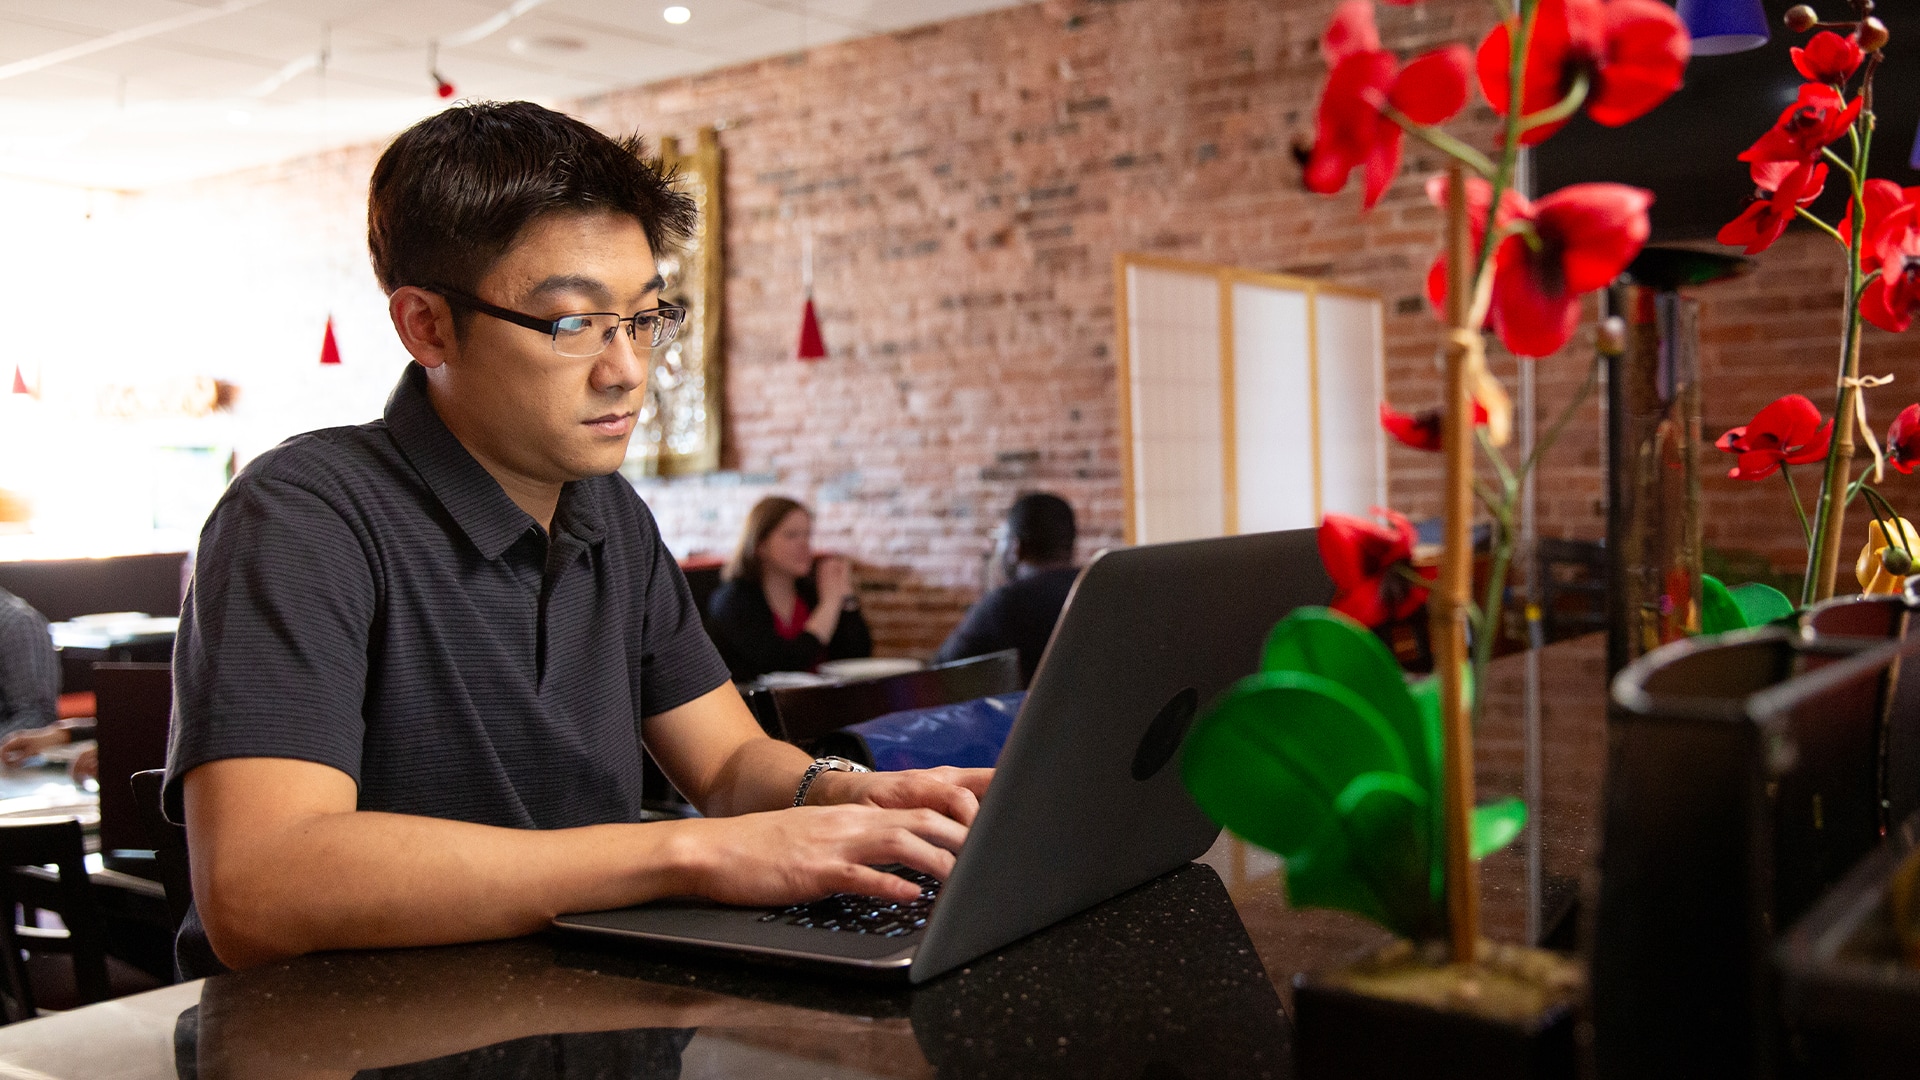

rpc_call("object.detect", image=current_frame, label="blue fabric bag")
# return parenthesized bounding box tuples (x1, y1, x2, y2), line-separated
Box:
(830, 692, 1025, 772)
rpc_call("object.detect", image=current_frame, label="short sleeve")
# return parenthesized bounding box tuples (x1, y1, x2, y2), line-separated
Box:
(163, 476, 377, 822)
(633, 507, 731, 718)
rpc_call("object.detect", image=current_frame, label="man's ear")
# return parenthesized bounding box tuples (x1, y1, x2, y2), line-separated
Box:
(389, 287, 458, 369)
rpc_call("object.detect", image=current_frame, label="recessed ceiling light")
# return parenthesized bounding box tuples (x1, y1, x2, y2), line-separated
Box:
(663, 6, 692, 24)
(508, 34, 589, 55)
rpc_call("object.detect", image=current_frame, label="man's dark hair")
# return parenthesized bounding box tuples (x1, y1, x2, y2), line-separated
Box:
(1008, 493, 1076, 566)
(366, 101, 696, 296)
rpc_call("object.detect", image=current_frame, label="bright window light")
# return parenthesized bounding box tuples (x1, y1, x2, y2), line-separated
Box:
(663, 6, 691, 24)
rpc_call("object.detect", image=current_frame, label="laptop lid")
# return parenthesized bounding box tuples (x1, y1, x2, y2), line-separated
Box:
(907, 527, 1330, 981)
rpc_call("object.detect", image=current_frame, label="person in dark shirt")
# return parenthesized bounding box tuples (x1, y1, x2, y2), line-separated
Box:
(936, 493, 1080, 685)
(0, 588, 57, 738)
(167, 102, 989, 973)
(706, 496, 872, 682)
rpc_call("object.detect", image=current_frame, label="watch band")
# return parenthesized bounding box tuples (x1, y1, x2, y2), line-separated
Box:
(793, 756, 872, 807)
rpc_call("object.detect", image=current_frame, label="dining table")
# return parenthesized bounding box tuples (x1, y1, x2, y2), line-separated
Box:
(0, 832, 1420, 1080)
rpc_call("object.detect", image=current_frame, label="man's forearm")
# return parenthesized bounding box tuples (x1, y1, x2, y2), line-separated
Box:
(696, 735, 817, 818)
(188, 763, 716, 969)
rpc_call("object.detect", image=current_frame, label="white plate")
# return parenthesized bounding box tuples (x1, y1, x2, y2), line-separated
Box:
(817, 657, 925, 681)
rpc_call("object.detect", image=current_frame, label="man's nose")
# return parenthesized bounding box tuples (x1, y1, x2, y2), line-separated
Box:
(592, 327, 648, 393)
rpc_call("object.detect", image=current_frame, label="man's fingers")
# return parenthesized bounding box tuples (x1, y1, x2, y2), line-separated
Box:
(834, 864, 924, 903)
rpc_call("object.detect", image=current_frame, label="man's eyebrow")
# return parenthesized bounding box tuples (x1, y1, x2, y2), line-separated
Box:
(526, 273, 665, 308)
(526, 275, 613, 307)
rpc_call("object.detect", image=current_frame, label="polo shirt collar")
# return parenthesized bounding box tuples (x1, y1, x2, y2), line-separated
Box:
(382, 364, 606, 560)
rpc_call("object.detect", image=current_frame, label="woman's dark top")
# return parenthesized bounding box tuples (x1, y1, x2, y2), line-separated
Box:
(706, 577, 872, 682)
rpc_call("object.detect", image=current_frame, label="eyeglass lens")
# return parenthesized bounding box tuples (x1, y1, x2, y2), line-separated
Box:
(550, 308, 685, 357)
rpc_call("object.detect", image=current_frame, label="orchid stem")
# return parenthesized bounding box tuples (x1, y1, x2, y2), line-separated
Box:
(1382, 106, 1498, 178)
(1822, 147, 1859, 180)
(1781, 462, 1813, 552)
(1518, 71, 1590, 135)
(1797, 208, 1849, 248)
(1804, 72, 1878, 605)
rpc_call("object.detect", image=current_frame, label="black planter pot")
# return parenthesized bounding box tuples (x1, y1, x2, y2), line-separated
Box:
(1777, 812, 1920, 1079)
(1292, 943, 1579, 1080)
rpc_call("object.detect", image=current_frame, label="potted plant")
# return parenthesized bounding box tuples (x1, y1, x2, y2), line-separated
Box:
(1179, 0, 1692, 1074)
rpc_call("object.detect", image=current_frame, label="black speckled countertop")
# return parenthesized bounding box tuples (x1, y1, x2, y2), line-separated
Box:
(0, 838, 1399, 1079)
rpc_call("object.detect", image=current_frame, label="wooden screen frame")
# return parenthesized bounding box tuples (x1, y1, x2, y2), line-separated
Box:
(1113, 252, 1384, 545)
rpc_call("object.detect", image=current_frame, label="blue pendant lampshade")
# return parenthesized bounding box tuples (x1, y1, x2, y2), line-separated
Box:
(1676, 0, 1770, 56)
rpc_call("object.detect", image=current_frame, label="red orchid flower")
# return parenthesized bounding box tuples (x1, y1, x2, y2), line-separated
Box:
(1423, 176, 1652, 357)
(1718, 162, 1828, 255)
(1477, 0, 1689, 146)
(1493, 184, 1654, 357)
(1863, 203, 1920, 334)
(1887, 404, 1920, 475)
(1714, 394, 1834, 480)
(1738, 83, 1862, 167)
(1380, 400, 1491, 453)
(1841, 180, 1920, 272)
(1319, 509, 1435, 628)
(1304, 2, 1473, 209)
(1791, 30, 1865, 85)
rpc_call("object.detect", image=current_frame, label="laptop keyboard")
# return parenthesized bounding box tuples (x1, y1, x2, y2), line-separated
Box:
(757, 865, 942, 937)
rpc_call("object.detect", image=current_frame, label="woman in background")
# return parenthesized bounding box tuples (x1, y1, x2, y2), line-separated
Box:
(706, 496, 871, 683)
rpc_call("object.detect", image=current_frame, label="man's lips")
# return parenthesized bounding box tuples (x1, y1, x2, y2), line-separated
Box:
(585, 412, 636, 436)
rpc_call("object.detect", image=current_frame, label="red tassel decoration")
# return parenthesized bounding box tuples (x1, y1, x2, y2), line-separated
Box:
(319, 316, 342, 365)
(797, 295, 827, 361)
(9, 366, 26, 395)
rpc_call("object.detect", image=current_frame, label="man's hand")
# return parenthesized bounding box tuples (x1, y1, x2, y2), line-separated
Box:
(682, 803, 968, 906)
(807, 766, 994, 827)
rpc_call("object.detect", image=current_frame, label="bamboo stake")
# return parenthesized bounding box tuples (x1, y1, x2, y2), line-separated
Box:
(1436, 162, 1481, 964)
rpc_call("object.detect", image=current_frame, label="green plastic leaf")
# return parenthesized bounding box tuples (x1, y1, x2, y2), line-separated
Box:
(1470, 796, 1528, 860)
(1283, 815, 1395, 930)
(1334, 772, 1438, 938)
(1180, 670, 1411, 858)
(1700, 574, 1796, 635)
(1729, 581, 1795, 627)
(1262, 608, 1436, 801)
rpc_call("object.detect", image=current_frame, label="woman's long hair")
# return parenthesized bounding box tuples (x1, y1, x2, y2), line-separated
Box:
(723, 496, 809, 583)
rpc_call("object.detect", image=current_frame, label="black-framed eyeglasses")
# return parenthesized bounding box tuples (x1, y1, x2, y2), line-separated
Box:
(427, 285, 686, 357)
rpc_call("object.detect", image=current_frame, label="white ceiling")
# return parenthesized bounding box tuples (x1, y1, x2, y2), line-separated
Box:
(0, 0, 1028, 191)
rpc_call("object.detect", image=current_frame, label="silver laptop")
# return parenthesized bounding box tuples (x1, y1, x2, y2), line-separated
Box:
(555, 528, 1332, 983)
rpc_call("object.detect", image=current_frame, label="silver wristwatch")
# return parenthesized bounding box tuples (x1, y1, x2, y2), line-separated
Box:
(793, 756, 872, 807)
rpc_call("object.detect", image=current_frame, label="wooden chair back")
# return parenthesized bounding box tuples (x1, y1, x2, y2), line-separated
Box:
(91, 664, 174, 858)
(129, 771, 192, 938)
(761, 650, 1022, 743)
(0, 819, 105, 1023)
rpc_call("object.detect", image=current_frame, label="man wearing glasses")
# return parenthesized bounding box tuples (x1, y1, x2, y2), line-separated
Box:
(164, 101, 987, 974)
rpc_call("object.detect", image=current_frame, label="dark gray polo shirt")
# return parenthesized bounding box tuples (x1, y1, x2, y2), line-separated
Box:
(164, 363, 729, 915)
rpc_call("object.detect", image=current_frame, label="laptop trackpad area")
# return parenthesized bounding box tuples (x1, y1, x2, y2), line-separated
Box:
(557, 901, 918, 963)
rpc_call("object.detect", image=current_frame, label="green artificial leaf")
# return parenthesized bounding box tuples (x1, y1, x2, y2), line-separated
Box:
(1284, 815, 1395, 930)
(1700, 574, 1746, 635)
(1262, 608, 1436, 799)
(1335, 772, 1439, 938)
(1470, 796, 1528, 860)
(1700, 574, 1797, 635)
(1729, 581, 1795, 627)
(1180, 670, 1411, 858)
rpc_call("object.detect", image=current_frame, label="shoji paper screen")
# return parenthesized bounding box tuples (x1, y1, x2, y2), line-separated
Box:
(1119, 256, 1385, 545)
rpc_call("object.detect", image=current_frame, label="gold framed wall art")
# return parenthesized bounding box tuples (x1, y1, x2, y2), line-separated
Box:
(628, 126, 724, 477)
